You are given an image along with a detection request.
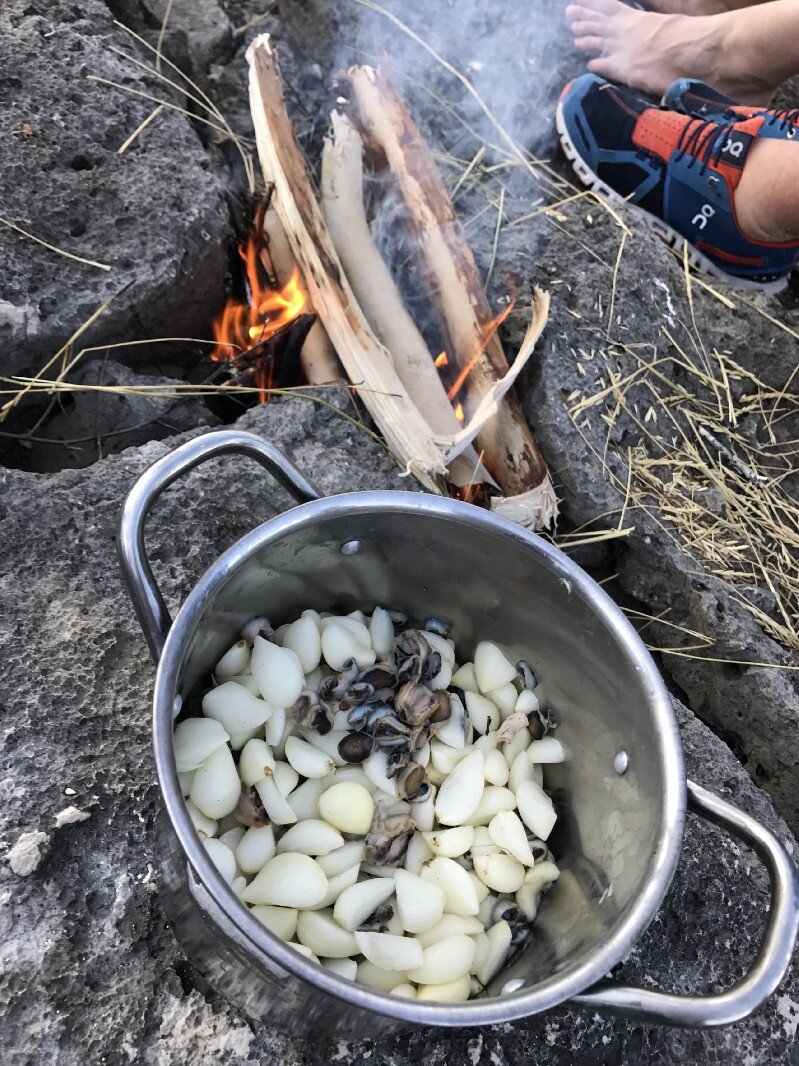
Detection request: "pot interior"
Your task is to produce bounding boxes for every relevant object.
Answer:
[172,496,682,1005]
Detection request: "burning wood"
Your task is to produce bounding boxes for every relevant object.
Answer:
[342,65,557,528]
[246,36,555,526]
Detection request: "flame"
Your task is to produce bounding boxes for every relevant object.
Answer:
[434,351,449,368]
[454,402,465,424]
[211,223,308,401]
[446,299,516,403]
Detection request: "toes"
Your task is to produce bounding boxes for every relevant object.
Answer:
[565,3,602,21]
[574,35,606,55]
[586,56,618,78]
[578,0,628,12]
[570,18,606,36]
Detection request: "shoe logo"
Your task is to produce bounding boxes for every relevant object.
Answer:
[692,204,716,230]
[722,137,744,159]
[718,130,753,168]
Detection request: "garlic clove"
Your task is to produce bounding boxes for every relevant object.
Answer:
[435,750,484,826]
[238,738,276,787]
[271,760,299,798]
[476,920,512,986]
[304,729,348,768]
[202,680,273,735]
[202,837,237,885]
[185,800,217,839]
[333,877,395,931]
[362,749,398,798]
[416,913,484,948]
[282,617,322,674]
[406,934,476,985]
[241,852,328,907]
[323,957,358,981]
[421,857,480,916]
[189,744,241,819]
[412,784,436,833]
[321,623,376,671]
[394,868,445,933]
[464,786,517,826]
[516,780,557,840]
[174,717,230,773]
[434,692,469,749]
[236,824,276,874]
[289,943,320,964]
[319,781,375,836]
[218,826,245,852]
[483,748,509,787]
[464,691,499,736]
[178,770,195,798]
[488,810,537,865]
[415,974,472,1002]
[469,871,490,903]
[356,959,407,992]
[307,862,361,910]
[509,750,534,792]
[526,738,567,764]
[389,982,417,998]
[254,772,297,826]
[422,825,474,858]
[276,819,344,857]
[503,726,532,767]
[353,931,423,972]
[284,736,336,779]
[265,706,287,748]
[485,682,517,720]
[450,662,479,693]
[404,831,434,876]
[515,689,540,715]
[251,904,298,941]
[215,639,251,681]
[473,852,526,893]
[316,840,365,877]
[297,908,358,958]
[370,607,395,657]
[251,635,304,709]
[319,615,372,645]
[474,641,517,693]
[430,740,470,776]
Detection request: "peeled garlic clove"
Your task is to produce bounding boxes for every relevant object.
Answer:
[485,682,517,720]
[236,824,276,874]
[282,617,322,673]
[202,837,236,884]
[473,852,526,893]
[241,852,328,907]
[430,741,469,776]
[515,689,540,715]
[509,750,534,792]
[464,692,499,736]
[354,932,423,971]
[251,904,298,941]
[320,615,371,643]
[474,641,517,692]
[489,810,537,866]
[470,871,490,903]
[356,959,406,992]
[515,861,560,920]
[333,877,395,931]
[323,957,357,981]
[476,919,512,986]
[319,781,375,836]
[215,639,251,681]
[407,933,476,985]
[265,706,286,748]
[416,974,471,1002]
[254,772,297,826]
[185,799,217,838]
[297,908,358,958]
[527,738,567,764]
[316,840,365,877]
[178,770,195,798]
[363,751,399,799]
[430,658,453,692]
[404,831,434,877]
[190,744,241,819]
[435,750,484,826]
[308,862,360,910]
[202,681,273,735]
[290,943,320,964]
[276,819,344,857]
[435,692,469,749]
[251,635,304,709]
[477,894,498,929]
[389,982,417,998]
[465,786,517,826]
[395,868,445,934]
[422,825,474,858]
[370,607,395,657]
[285,736,336,779]
[239,738,276,786]
[484,749,509,787]
[233,674,262,696]
[412,785,436,833]
[219,826,245,852]
[287,776,324,822]
[304,729,348,768]
[469,825,500,859]
[516,780,557,840]
[450,662,479,693]
[421,857,480,916]
[416,914,484,948]
[503,726,532,767]
[174,717,231,773]
[321,624,376,671]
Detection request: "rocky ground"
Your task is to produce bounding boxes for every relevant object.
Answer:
[2,0,798,1062]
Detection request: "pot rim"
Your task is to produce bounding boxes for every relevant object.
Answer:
[153,490,686,1026]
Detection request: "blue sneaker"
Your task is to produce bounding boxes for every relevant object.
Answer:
[556,74,799,292]
[663,78,799,142]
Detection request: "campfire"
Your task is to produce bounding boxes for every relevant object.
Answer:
[212,37,556,530]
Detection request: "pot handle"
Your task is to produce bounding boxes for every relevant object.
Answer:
[572,779,799,1027]
[117,429,322,663]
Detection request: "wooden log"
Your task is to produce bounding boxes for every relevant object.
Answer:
[247,36,448,493]
[343,65,557,528]
[320,110,488,490]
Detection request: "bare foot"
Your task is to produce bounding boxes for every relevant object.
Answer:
[565,0,779,103]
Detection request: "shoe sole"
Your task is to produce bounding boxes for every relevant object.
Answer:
[555,100,789,295]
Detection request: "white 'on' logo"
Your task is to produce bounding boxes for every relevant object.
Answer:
[723,138,744,158]
[692,204,716,230]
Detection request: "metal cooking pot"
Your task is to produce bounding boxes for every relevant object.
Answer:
[118,429,799,1037]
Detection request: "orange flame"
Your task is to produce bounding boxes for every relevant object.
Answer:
[211,225,308,401]
[446,299,516,404]
[454,402,465,424]
[434,351,449,368]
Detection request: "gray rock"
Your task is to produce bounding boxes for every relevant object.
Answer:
[0,0,230,378]
[1,396,797,1064]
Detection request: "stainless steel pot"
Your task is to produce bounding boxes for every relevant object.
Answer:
[119,429,799,1037]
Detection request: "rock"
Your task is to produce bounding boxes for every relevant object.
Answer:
[14,358,221,473]
[0,0,230,378]
[1,395,796,1063]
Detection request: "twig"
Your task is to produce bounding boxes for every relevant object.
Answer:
[0,215,111,271]
[117,104,164,154]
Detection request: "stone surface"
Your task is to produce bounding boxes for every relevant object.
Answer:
[0,0,230,377]
[1,397,798,1064]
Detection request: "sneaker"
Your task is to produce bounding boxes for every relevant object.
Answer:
[556,74,799,292]
[662,78,799,141]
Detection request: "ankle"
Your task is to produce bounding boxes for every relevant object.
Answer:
[734,141,799,243]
